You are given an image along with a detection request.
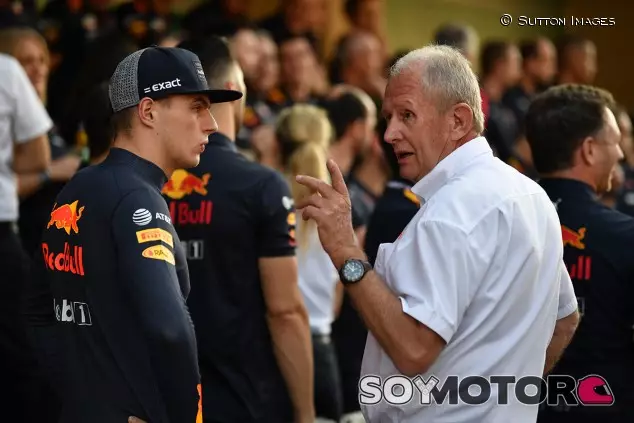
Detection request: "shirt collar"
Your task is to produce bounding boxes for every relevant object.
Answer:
[411,136,492,202]
[104,147,168,189]
[207,132,237,153]
[538,177,598,203]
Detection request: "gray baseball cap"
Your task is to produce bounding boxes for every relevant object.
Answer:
[108,46,243,113]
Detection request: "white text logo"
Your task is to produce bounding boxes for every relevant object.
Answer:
[144,78,182,94]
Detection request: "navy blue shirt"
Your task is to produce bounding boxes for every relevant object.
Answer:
[537,178,634,421]
[162,132,296,423]
[26,148,200,423]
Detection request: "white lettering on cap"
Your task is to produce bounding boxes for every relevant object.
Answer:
[143,78,182,94]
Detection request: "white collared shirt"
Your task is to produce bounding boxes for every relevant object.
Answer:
[0,53,53,221]
[360,137,577,422]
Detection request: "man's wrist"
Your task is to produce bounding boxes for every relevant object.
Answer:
[332,246,367,270]
[39,168,51,185]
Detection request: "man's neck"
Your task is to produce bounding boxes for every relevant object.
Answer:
[210,105,235,142]
[285,83,312,103]
[557,71,578,85]
[481,77,506,102]
[329,140,356,175]
[519,76,537,96]
[353,155,388,197]
[113,136,172,177]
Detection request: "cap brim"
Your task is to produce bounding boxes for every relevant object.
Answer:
[195,89,243,104]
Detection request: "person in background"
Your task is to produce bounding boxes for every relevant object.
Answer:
[78,81,114,167]
[343,0,387,60]
[180,0,250,38]
[614,107,634,216]
[433,22,488,124]
[274,35,326,111]
[172,36,314,423]
[526,85,634,423]
[238,30,281,154]
[480,40,522,164]
[556,35,597,85]
[275,104,344,422]
[258,0,326,47]
[330,31,386,101]
[325,87,377,423]
[503,37,557,129]
[0,27,81,259]
[364,118,420,266]
[0,51,52,422]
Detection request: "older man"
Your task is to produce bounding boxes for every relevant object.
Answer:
[296,45,580,422]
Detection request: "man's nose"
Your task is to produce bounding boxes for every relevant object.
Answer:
[205,110,218,136]
[384,121,399,144]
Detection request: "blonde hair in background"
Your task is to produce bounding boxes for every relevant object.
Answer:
[0,26,50,103]
[275,104,333,251]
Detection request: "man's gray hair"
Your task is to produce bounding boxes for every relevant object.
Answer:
[389,45,485,134]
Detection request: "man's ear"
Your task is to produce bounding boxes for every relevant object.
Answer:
[449,103,474,141]
[138,98,156,128]
[579,136,597,166]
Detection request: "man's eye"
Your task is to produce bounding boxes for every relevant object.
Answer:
[402,111,413,121]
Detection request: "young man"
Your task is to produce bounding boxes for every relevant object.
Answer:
[170,36,314,423]
[25,46,242,423]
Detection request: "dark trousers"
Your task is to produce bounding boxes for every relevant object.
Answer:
[312,333,343,422]
[0,223,60,421]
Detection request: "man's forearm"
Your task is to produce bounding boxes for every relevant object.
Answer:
[267,311,315,422]
[544,311,580,375]
[345,267,432,376]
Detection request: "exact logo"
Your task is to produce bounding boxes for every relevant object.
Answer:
[42,242,85,276]
[143,78,181,94]
[47,200,84,235]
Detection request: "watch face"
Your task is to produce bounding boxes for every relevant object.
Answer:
[343,260,365,282]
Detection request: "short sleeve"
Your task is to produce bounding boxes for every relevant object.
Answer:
[557,261,578,319]
[8,56,52,143]
[256,171,296,258]
[388,220,482,344]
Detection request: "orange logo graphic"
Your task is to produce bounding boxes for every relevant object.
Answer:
[136,228,174,247]
[42,242,85,276]
[141,244,175,265]
[47,200,84,235]
[162,170,211,200]
[561,226,586,250]
[196,384,203,423]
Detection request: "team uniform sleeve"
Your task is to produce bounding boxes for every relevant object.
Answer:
[386,220,482,344]
[256,172,296,258]
[557,261,578,319]
[7,56,53,143]
[111,189,200,423]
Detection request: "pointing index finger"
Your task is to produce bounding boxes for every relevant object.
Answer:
[327,159,348,196]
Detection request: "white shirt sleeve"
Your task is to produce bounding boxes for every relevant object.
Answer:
[8,55,52,144]
[557,261,578,319]
[388,219,483,344]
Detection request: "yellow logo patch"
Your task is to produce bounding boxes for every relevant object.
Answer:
[141,245,175,265]
[136,228,174,247]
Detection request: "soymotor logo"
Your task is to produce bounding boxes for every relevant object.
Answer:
[359,374,614,407]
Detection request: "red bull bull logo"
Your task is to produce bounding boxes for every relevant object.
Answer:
[162,170,211,200]
[47,200,84,235]
[561,226,586,250]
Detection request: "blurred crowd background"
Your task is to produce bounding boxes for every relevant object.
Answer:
[1,0,633,422]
